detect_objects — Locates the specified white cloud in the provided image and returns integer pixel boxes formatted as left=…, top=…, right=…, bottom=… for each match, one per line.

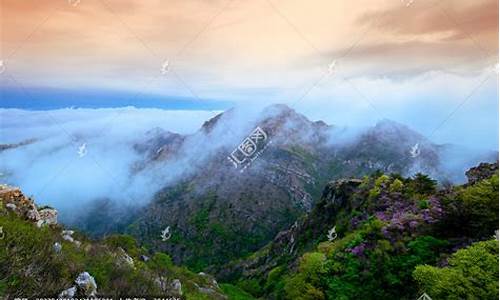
left=0, top=108, right=220, bottom=215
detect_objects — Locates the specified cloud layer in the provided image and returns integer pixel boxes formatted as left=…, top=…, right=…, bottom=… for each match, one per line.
left=0, top=108, right=220, bottom=216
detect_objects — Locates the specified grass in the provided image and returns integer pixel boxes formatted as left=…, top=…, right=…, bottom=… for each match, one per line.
left=220, top=283, right=256, bottom=300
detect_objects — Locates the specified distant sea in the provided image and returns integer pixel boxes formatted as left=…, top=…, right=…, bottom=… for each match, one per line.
left=0, top=87, right=232, bottom=110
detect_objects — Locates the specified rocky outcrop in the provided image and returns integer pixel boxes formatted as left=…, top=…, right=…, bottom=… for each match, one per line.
left=170, top=279, right=182, bottom=296
left=0, top=184, right=58, bottom=226
left=116, top=247, right=134, bottom=268
left=61, top=230, right=81, bottom=247
left=59, top=272, right=98, bottom=298
left=0, top=185, right=38, bottom=219
left=75, top=272, right=98, bottom=297
left=465, top=161, right=499, bottom=185
left=59, top=286, right=77, bottom=298
left=37, top=208, right=58, bottom=227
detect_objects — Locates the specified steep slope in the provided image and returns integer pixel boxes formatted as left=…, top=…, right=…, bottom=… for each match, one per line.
left=0, top=184, right=244, bottom=299
left=218, top=162, right=498, bottom=299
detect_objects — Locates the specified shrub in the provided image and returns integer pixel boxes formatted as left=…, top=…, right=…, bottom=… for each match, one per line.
left=413, top=239, right=499, bottom=299
left=389, top=179, right=404, bottom=193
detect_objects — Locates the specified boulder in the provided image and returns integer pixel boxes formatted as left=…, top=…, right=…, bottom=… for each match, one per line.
left=59, top=286, right=77, bottom=298
left=59, top=272, right=98, bottom=298
left=117, top=247, right=134, bottom=268
left=53, top=242, right=62, bottom=254
left=37, top=208, right=58, bottom=227
left=26, top=208, right=40, bottom=221
left=75, top=272, right=97, bottom=297
left=171, top=279, right=182, bottom=296
left=0, top=185, right=40, bottom=221
left=61, top=230, right=81, bottom=247
left=5, top=203, right=16, bottom=211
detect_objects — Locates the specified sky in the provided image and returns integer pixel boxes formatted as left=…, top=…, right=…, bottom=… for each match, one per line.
left=0, top=0, right=499, bottom=149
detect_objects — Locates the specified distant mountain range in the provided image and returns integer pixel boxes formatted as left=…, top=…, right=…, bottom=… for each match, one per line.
left=77, top=104, right=494, bottom=270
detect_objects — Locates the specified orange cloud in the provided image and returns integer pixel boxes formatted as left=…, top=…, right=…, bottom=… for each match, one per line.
left=0, top=0, right=497, bottom=93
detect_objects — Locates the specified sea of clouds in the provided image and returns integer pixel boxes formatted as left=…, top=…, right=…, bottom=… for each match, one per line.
left=0, top=104, right=496, bottom=224
left=0, top=108, right=221, bottom=216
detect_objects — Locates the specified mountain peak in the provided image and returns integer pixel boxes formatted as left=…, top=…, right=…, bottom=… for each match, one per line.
left=371, top=119, right=426, bottom=144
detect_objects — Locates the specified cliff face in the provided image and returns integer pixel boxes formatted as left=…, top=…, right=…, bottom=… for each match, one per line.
left=0, top=184, right=58, bottom=227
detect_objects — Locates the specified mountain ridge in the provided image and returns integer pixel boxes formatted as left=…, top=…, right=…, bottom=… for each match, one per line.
left=116, top=104, right=496, bottom=272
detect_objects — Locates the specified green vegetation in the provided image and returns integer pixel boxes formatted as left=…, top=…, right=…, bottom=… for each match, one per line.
left=456, top=174, right=498, bottom=238
left=414, top=239, right=499, bottom=299
left=2, top=164, right=498, bottom=299
left=229, top=166, right=498, bottom=300
left=438, top=174, right=499, bottom=240
left=220, top=283, right=256, bottom=300
left=0, top=207, right=227, bottom=298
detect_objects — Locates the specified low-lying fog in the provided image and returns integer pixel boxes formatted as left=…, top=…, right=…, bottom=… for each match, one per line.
left=0, top=108, right=220, bottom=217
left=0, top=106, right=496, bottom=224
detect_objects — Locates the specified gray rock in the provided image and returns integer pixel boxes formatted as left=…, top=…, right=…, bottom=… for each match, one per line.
left=26, top=209, right=40, bottom=221
left=37, top=208, right=58, bottom=227
left=53, top=242, right=62, bottom=254
left=155, top=276, right=168, bottom=291
left=117, top=247, right=134, bottom=268
left=59, top=286, right=77, bottom=298
left=62, top=234, right=74, bottom=242
left=5, top=203, right=16, bottom=210
left=212, top=278, right=219, bottom=288
left=61, top=230, right=81, bottom=247
left=171, top=279, right=182, bottom=296
left=465, top=162, right=499, bottom=185
left=75, top=272, right=97, bottom=297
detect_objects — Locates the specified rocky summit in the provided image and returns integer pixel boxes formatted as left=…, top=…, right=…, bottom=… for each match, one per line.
left=0, top=184, right=58, bottom=227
